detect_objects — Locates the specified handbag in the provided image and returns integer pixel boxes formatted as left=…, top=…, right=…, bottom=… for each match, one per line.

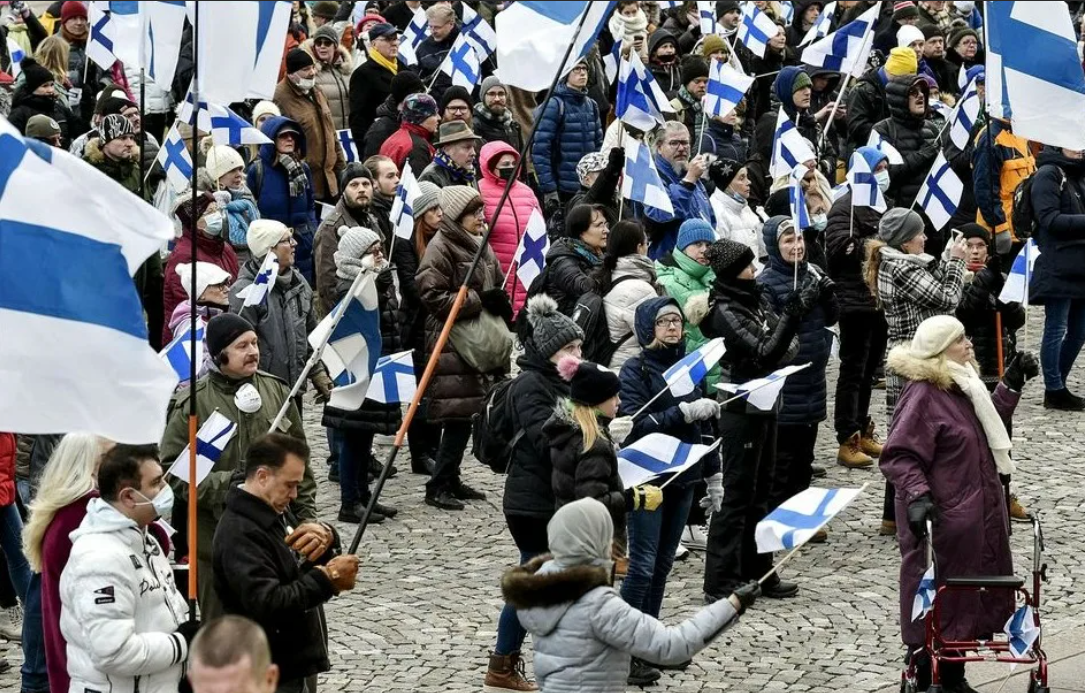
left=449, top=309, right=513, bottom=373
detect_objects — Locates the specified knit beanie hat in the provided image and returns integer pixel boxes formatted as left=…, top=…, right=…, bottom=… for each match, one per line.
left=413, top=181, right=442, bottom=220
left=336, top=226, right=382, bottom=265
left=176, top=261, right=232, bottom=302
left=391, top=71, right=425, bottom=104
left=96, top=96, right=137, bottom=119
left=25, top=114, right=62, bottom=140
left=885, top=47, right=919, bottom=77
left=479, top=75, right=505, bottom=99
left=339, top=161, right=372, bottom=191
left=709, top=158, right=742, bottom=191
left=286, top=48, right=315, bottom=74
left=98, top=113, right=135, bottom=145
left=717, top=0, right=741, bottom=16
left=175, top=190, right=216, bottom=230
left=681, top=56, right=710, bottom=86
left=948, top=26, right=980, bottom=49
left=206, top=313, right=255, bottom=362
left=677, top=219, right=716, bottom=251
left=401, top=93, right=439, bottom=125
left=878, top=208, right=925, bottom=248
left=576, top=152, right=608, bottom=187
left=247, top=219, right=289, bottom=259
left=705, top=239, right=755, bottom=280
left=557, top=356, right=621, bottom=407
left=790, top=70, right=813, bottom=94
left=525, top=295, right=585, bottom=360
left=205, top=146, right=245, bottom=183
left=440, top=185, right=481, bottom=222
left=61, top=1, right=87, bottom=23
left=19, top=58, right=54, bottom=94
left=897, top=24, right=925, bottom=48
left=958, top=223, right=990, bottom=243
left=701, top=34, right=727, bottom=59
left=855, top=145, right=888, bottom=172
left=909, top=315, right=965, bottom=359
left=252, top=100, right=281, bottom=123
left=891, top=1, right=920, bottom=21
left=313, top=24, right=340, bottom=45
left=921, top=23, right=944, bottom=40
left=311, top=1, right=340, bottom=20
left=440, top=86, right=473, bottom=112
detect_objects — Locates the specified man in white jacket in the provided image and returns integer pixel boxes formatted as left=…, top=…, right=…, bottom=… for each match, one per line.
left=59, top=444, right=198, bottom=693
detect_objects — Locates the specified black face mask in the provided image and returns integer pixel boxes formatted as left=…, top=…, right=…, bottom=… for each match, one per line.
left=656, top=53, right=676, bottom=65
left=497, top=167, right=516, bottom=181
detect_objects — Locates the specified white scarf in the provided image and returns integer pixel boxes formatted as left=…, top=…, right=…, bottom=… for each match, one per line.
left=946, top=361, right=1015, bottom=474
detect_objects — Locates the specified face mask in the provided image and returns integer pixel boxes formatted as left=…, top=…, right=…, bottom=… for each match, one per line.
left=293, top=77, right=315, bottom=91
left=656, top=53, right=676, bottom=65
left=133, top=483, right=175, bottom=520
left=202, top=212, right=224, bottom=237
left=235, top=383, right=263, bottom=414
left=875, top=170, right=891, bottom=192
left=811, top=214, right=828, bottom=231
left=497, top=167, right=516, bottom=181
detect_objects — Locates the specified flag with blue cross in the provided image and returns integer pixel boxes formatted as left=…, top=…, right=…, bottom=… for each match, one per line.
left=916, top=151, right=963, bottom=231
left=440, top=34, right=482, bottom=90
left=1004, top=604, right=1041, bottom=660
left=365, top=351, right=416, bottom=404
left=154, top=123, right=194, bottom=193
left=399, top=6, right=429, bottom=65
left=847, top=150, right=887, bottom=212
left=165, top=411, right=237, bottom=485
left=755, top=486, right=865, bottom=553
left=737, top=2, right=781, bottom=59
left=621, top=138, right=674, bottom=216
left=911, top=563, right=936, bottom=622
left=617, top=434, right=722, bottom=489
left=515, top=208, right=549, bottom=290
left=705, top=59, right=755, bottom=120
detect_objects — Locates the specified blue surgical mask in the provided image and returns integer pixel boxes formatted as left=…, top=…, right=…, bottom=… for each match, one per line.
left=811, top=214, right=828, bottom=231
left=203, top=212, right=225, bottom=237
left=134, top=484, right=174, bottom=520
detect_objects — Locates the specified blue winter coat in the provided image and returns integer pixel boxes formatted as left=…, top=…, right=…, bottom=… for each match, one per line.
left=617, top=297, right=721, bottom=485
left=643, top=154, right=715, bottom=261
left=1029, top=148, right=1085, bottom=303
left=247, top=115, right=319, bottom=284
left=532, top=83, right=603, bottom=195
left=756, top=217, right=840, bottom=425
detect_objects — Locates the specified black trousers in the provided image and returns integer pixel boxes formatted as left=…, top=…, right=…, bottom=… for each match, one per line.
left=834, top=311, right=888, bottom=443
left=704, top=411, right=779, bottom=597
left=775, top=423, right=819, bottom=504
left=427, top=421, right=472, bottom=493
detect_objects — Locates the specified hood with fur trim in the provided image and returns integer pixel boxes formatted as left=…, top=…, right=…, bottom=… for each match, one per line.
left=301, top=38, right=354, bottom=75
left=502, top=555, right=611, bottom=636
left=886, top=345, right=955, bottom=390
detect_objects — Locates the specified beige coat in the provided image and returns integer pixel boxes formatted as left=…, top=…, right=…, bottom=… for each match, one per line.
left=274, top=78, right=346, bottom=200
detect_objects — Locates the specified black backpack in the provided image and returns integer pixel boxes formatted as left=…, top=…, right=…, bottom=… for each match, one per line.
left=471, top=378, right=523, bottom=474
left=571, top=276, right=637, bottom=366
left=1011, top=168, right=1064, bottom=241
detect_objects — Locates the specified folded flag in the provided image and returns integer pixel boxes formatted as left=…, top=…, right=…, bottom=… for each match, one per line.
left=799, top=0, right=836, bottom=46
left=154, top=123, right=194, bottom=193
left=239, top=252, right=279, bottom=308
left=309, top=272, right=383, bottom=411
left=399, top=6, right=429, bottom=66
left=867, top=130, right=904, bottom=165
left=617, top=434, right=722, bottom=489
left=789, top=164, right=812, bottom=232
left=165, top=411, right=237, bottom=486
left=616, top=50, right=674, bottom=131
left=801, top=2, right=878, bottom=77
left=738, top=2, right=781, bottom=59
left=911, top=563, right=937, bottom=622
left=622, top=137, right=675, bottom=216
left=755, top=486, right=864, bottom=553
left=949, top=76, right=982, bottom=150
left=847, top=150, right=887, bottom=212
left=515, top=208, right=550, bottom=290
left=999, top=238, right=1041, bottom=306
left=496, top=1, right=615, bottom=91
left=772, top=108, right=817, bottom=179
left=159, top=318, right=204, bottom=381
left=365, top=350, right=416, bottom=404
left=1004, top=604, right=1041, bottom=660
left=718, top=363, right=812, bottom=411
left=391, top=161, right=423, bottom=240
left=338, top=129, right=359, bottom=163
left=705, top=59, right=755, bottom=119
left=916, top=152, right=964, bottom=231
left=664, top=338, right=726, bottom=398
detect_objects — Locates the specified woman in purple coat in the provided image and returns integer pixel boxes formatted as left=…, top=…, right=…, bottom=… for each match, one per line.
left=881, top=315, right=1040, bottom=692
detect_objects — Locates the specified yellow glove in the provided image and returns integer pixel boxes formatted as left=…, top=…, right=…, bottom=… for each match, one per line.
left=631, top=485, right=663, bottom=511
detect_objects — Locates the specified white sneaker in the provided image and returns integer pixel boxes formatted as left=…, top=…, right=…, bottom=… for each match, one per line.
left=681, top=525, right=709, bottom=552
left=0, top=604, right=22, bottom=642
left=674, top=543, right=690, bottom=562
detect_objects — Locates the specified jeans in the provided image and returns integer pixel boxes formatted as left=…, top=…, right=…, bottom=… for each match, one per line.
left=0, top=504, right=30, bottom=603
left=427, top=422, right=472, bottom=493
left=338, top=430, right=375, bottom=509
left=494, top=514, right=551, bottom=656
left=775, top=424, right=819, bottom=503
left=1040, top=298, right=1085, bottom=390
left=621, top=484, right=696, bottom=619
left=834, top=312, right=888, bottom=442
left=20, top=573, right=48, bottom=693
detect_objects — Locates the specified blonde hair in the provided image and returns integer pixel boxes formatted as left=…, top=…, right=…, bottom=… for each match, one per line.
left=23, top=433, right=109, bottom=573
left=34, top=35, right=70, bottom=82
left=864, top=238, right=888, bottom=306
left=568, top=401, right=605, bottom=453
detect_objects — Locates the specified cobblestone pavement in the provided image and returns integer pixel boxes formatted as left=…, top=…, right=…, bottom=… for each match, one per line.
left=1, top=318, right=1081, bottom=692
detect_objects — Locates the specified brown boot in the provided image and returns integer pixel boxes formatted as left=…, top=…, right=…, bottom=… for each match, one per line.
left=1009, top=494, right=1033, bottom=523
left=809, top=528, right=828, bottom=543
left=484, top=652, right=538, bottom=692
left=860, top=421, right=884, bottom=458
left=837, top=433, right=874, bottom=469
left=880, top=520, right=897, bottom=536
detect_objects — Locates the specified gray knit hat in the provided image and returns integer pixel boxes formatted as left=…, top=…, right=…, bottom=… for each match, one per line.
left=525, top=294, right=584, bottom=359
left=413, top=181, right=443, bottom=220
left=480, top=75, right=505, bottom=98
left=879, top=208, right=925, bottom=248
left=335, top=225, right=382, bottom=263
left=440, top=185, right=481, bottom=222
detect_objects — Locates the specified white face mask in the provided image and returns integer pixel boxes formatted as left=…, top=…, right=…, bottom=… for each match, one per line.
left=875, top=170, right=891, bottom=192
left=235, top=383, right=263, bottom=414
left=293, top=76, right=315, bottom=91
left=811, top=214, right=828, bottom=231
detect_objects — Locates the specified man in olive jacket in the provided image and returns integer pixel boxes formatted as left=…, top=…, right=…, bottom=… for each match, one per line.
left=160, top=314, right=317, bottom=620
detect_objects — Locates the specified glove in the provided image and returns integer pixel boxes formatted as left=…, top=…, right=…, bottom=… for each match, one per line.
left=700, top=472, right=724, bottom=513
left=907, top=493, right=937, bottom=540
left=1003, top=352, right=1040, bottom=391
left=606, top=145, right=625, bottom=172
left=312, top=370, right=334, bottom=404
left=544, top=193, right=562, bottom=218
left=480, top=288, right=514, bottom=325
left=319, top=554, right=360, bottom=594
left=626, top=485, right=664, bottom=511
left=783, top=290, right=809, bottom=317
left=679, top=398, right=720, bottom=423
left=729, top=580, right=761, bottom=613
left=176, top=619, right=202, bottom=647
left=375, top=266, right=395, bottom=291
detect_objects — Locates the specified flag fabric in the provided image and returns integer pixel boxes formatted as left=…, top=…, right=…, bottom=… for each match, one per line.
left=779, top=0, right=795, bottom=24
left=196, top=1, right=293, bottom=103
left=240, top=253, right=279, bottom=308
left=705, top=59, right=755, bottom=119
left=0, top=119, right=178, bottom=443
left=177, top=83, right=210, bottom=131
left=621, top=138, right=675, bottom=216
left=867, top=130, right=904, bottom=165
left=141, top=1, right=187, bottom=90
left=496, top=1, right=616, bottom=91
left=440, top=34, right=482, bottom=89
left=789, top=164, right=812, bottom=232
left=6, top=37, right=25, bottom=79
left=603, top=38, right=623, bottom=84
left=617, top=434, right=722, bottom=489
left=949, top=76, right=982, bottom=149
left=310, top=273, right=383, bottom=411
left=209, top=103, right=272, bottom=146
left=999, top=238, right=1041, bottom=306
left=799, top=0, right=836, bottom=46
left=399, top=6, right=429, bottom=66
left=772, top=108, right=817, bottom=178
left=461, top=2, right=497, bottom=60
left=986, top=2, right=1085, bottom=150
left=663, top=338, right=727, bottom=398
left=916, top=152, right=964, bottom=231
left=338, top=129, right=359, bottom=163
left=515, top=208, right=550, bottom=289
left=87, top=1, right=120, bottom=69
left=390, top=162, right=423, bottom=240
left=697, top=0, right=717, bottom=36
left=165, top=411, right=237, bottom=486
left=911, top=563, right=937, bottom=622
left=616, top=50, right=674, bottom=131
left=1004, top=604, right=1041, bottom=659
left=738, top=3, right=781, bottom=59
left=801, top=3, right=878, bottom=77
left=755, top=486, right=864, bottom=552
left=847, top=150, right=887, bottom=212
left=958, top=63, right=970, bottom=93
left=154, top=123, right=194, bottom=193
left=721, top=363, right=811, bottom=411
left=365, top=350, right=416, bottom=404
left=159, top=317, right=204, bottom=381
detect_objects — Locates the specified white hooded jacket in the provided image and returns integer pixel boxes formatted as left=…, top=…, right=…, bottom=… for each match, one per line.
left=710, top=188, right=767, bottom=272
left=59, top=498, right=189, bottom=693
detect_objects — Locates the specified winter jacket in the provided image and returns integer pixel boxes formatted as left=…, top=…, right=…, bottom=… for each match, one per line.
left=162, top=229, right=240, bottom=346
left=59, top=500, right=189, bottom=693
left=824, top=191, right=883, bottom=315
left=1029, top=148, right=1085, bottom=303
left=314, top=199, right=382, bottom=313
left=711, top=188, right=767, bottom=267
left=479, top=141, right=539, bottom=316
left=544, top=406, right=627, bottom=534
left=876, top=248, right=965, bottom=346
left=669, top=86, right=707, bottom=151
left=0, top=433, right=13, bottom=507
left=416, top=28, right=460, bottom=103
left=956, top=264, right=1025, bottom=387
left=873, top=76, right=940, bottom=208
left=972, top=120, right=1036, bottom=243
left=846, top=67, right=890, bottom=152
left=274, top=78, right=346, bottom=200
left=532, top=238, right=601, bottom=316
left=82, top=136, right=143, bottom=196
left=213, top=485, right=338, bottom=684
left=473, top=102, right=525, bottom=152
left=881, top=352, right=1017, bottom=647
left=656, top=249, right=717, bottom=386
left=603, top=256, right=662, bottom=370
left=380, top=120, right=436, bottom=176
left=7, top=87, right=77, bottom=147
left=124, top=65, right=173, bottom=115
left=363, top=95, right=401, bottom=159
left=303, top=39, right=353, bottom=131
left=703, top=117, right=747, bottom=162
left=507, top=556, right=739, bottom=693
left=532, top=82, right=604, bottom=195
left=349, top=53, right=398, bottom=147
left=419, top=156, right=477, bottom=189
left=757, top=218, right=840, bottom=425
left=416, top=217, right=506, bottom=421
left=644, top=154, right=716, bottom=260
left=647, top=31, right=682, bottom=98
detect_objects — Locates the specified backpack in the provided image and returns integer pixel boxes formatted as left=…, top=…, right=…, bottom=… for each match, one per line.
left=471, top=378, right=523, bottom=474
left=1012, top=166, right=1074, bottom=241
left=571, top=276, right=637, bottom=366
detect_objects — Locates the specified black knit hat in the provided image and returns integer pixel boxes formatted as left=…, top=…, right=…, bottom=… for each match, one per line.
left=440, top=85, right=473, bottom=112
left=958, top=223, right=990, bottom=243
left=206, top=313, right=256, bottom=361
left=391, top=71, right=425, bottom=104
left=706, top=239, right=756, bottom=280
left=19, top=58, right=53, bottom=94
left=285, top=48, right=315, bottom=74
left=176, top=190, right=216, bottom=230
left=339, top=161, right=372, bottom=191
left=98, top=113, right=135, bottom=146
left=557, top=356, right=621, bottom=407
left=97, top=96, right=137, bottom=118
left=681, top=56, right=710, bottom=86
left=709, top=158, right=742, bottom=190
left=716, top=0, right=741, bottom=16
left=921, top=23, right=944, bottom=40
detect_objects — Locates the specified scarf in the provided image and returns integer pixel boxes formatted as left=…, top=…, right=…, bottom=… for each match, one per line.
left=946, top=361, right=1015, bottom=474
left=433, top=150, right=476, bottom=184
left=335, top=252, right=389, bottom=281
left=367, top=47, right=398, bottom=75
left=607, top=9, right=648, bottom=43
left=278, top=154, right=308, bottom=198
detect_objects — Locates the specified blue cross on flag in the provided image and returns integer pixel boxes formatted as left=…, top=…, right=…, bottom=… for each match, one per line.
left=310, top=272, right=383, bottom=411
left=789, top=164, right=812, bottom=232
left=697, top=1, right=718, bottom=36
left=441, top=34, right=482, bottom=90
left=603, top=38, right=623, bottom=84
left=755, top=486, right=864, bottom=552
left=916, top=152, right=963, bottom=231
left=391, top=161, right=423, bottom=240
left=338, top=129, right=360, bottom=163
left=178, top=83, right=211, bottom=131
left=617, top=433, right=722, bottom=489
left=1004, top=604, right=1041, bottom=660
left=772, top=108, right=817, bottom=178
left=515, top=208, right=550, bottom=290
left=718, top=363, right=811, bottom=411
left=165, top=411, right=237, bottom=486
left=621, top=138, right=674, bottom=216
left=616, top=50, right=674, bottom=131
left=664, top=338, right=726, bottom=398
left=241, top=253, right=280, bottom=308
left=911, top=563, right=936, bottom=622
left=999, top=238, right=1041, bottom=306
left=209, top=104, right=272, bottom=146
left=399, top=6, right=429, bottom=65
left=365, top=351, right=416, bottom=404
left=87, top=1, right=120, bottom=69
left=949, top=76, right=982, bottom=149
left=159, top=318, right=204, bottom=381
left=6, top=37, right=25, bottom=79
left=154, top=124, right=193, bottom=193
left=461, top=2, right=497, bottom=60
left=738, top=3, right=781, bottom=59
left=847, top=150, right=887, bottom=212
left=799, top=0, right=836, bottom=46
left=801, top=3, right=878, bottom=77
left=705, top=59, right=755, bottom=119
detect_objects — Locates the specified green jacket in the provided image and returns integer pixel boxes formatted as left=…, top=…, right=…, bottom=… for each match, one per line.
left=656, top=248, right=720, bottom=389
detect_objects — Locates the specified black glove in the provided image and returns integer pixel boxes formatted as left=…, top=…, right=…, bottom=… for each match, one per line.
left=176, top=619, right=202, bottom=647
left=375, top=266, right=395, bottom=291
left=731, top=580, right=761, bottom=613
left=606, top=145, right=625, bottom=172
left=480, top=288, right=514, bottom=325
left=907, top=493, right=937, bottom=540
left=1003, top=352, right=1040, bottom=391
left=544, top=193, right=562, bottom=219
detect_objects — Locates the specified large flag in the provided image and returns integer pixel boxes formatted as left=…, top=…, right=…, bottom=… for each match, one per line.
left=720, top=363, right=811, bottom=411
left=159, top=317, right=204, bottom=381
left=1004, top=604, right=1041, bottom=660
left=617, top=434, right=722, bottom=489
left=239, top=253, right=279, bottom=308
left=622, top=138, right=674, bottom=216
left=154, top=123, right=194, bottom=193
left=310, top=273, right=383, bottom=411
left=916, top=152, right=964, bottom=231
left=705, top=59, right=755, bottom=119
left=772, top=108, right=817, bottom=179
left=399, top=6, right=429, bottom=66
left=496, top=2, right=616, bottom=91
left=999, top=238, right=1041, bottom=306
left=867, top=130, right=904, bottom=165
left=165, top=411, right=237, bottom=485
left=196, top=1, right=293, bottom=103
left=911, top=563, right=936, bottom=622
left=515, top=208, right=550, bottom=290
left=663, top=338, right=727, bottom=398
left=365, top=351, right=416, bottom=404
left=616, top=50, right=674, bottom=131
left=755, top=486, right=864, bottom=552
left=390, top=162, right=423, bottom=240
left=949, top=75, right=982, bottom=149
left=738, top=2, right=781, bottom=59
left=986, top=2, right=1085, bottom=150
left=461, top=2, right=497, bottom=60
left=801, top=3, right=878, bottom=77
left=440, top=34, right=482, bottom=90
left=0, top=119, right=178, bottom=443
left=799, top=0, right=836, bottom=46
left=141, top=1, right=187, bottom=90
left=847, top=150, right=887, bottom=212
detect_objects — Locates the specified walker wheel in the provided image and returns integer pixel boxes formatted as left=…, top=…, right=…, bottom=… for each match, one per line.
left=1027, top=680, right=1049, bottom=693
left=899, top=682, right=918, bottom=693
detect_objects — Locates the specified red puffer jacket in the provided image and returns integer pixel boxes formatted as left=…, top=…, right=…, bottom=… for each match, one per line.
left=0, top=433, right=16, bottom=506
left=478, top=140, right=541, bottom=317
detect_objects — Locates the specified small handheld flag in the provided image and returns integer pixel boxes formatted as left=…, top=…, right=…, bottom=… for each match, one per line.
left=949, top=76, right=982, bottom=150
left=705, top=60, right=755, bottom=120
left=868, top=130, right=904, bottom=165
left=772, top=108, right=817, bottom=179
left=617, top=434, right=722, bottom=489
left=240, top=253, right=280, bottom=308
left=755, top=486, right=864, bottom=553
left=800, top=3, right=878, bottom=77
left=166, top=411, right=237, bottom=485
left=155, top=123, right=195, bottom=193
left=789, top=164, right=812, bottom=232
left=390, top=162, right=423, bottom=240
left=616, top=50, right=674, bottom=131
left=718, top=363, right=812, bottom=411
left=1004, top=604, right=1041, bottom=660
left=663, top=338, right=727, bottom=398
left=799, top=0, right=836, bottom=46
left=159, top=319, right=205, bottom=381
left=460, top=3, right=497, bottom=60
left=515, top=208, right=550, bottom=290
left=440, top=34, right=482, bottom=89
left=738, top=3, right=781, bottom=59
left=911, top=563, right=936, bottom=622
left=916, top=152, right=963, bottom=231
left=622, top=138, right=675, bottom=216
left=338, top=129, right=360, bottom=163
left=847, top=150, right=887, bottom=212
left=310, top=273, right=383, bottom=411
left=999, top=239, right=1041, bottom=306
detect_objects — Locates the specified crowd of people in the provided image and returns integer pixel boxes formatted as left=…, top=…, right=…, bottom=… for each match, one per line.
left=2, top=0, right=1085, bottom=692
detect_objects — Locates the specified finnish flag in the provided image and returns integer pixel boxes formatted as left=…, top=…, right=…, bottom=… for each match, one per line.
left=1004, top=604, right=1041, bottom=660
left=867, top=130, right=904, bottom=165
left=399, top=6, right=429, bottom=66
left=911, top=563, right=936, bottom=622
left=755, top=486, right=864, bottom=553
left=153, top=123, right=194, bottom=193
left=165, top=411, right=237, bottom=486
left=87, top=1, right=120, bottom=70
left=799, top=0, right=836, bottom=46
left=916, top=152, right=964, bottom=231
left=779, top=0, right=795, bottom=24
left=159, top=318, right=204, bottom=381
left=949, top=76, right=982, bottom=150
left=495, top=1, right=614, bottom=91
left=616, top=51, right=674, bottom=132
left=738, top=3, right=781, bottom=59
left=440, top=33, right=482, bottom=90
left=800, top=3, right=878, bottom=77
left=141, top=0, right=187, bottom=90
left=240, top=253, right=280, bottom=308
left=310, top=273, right=383, bottom=411
left=6, top=37, right=25, bottom=79
left=705, top=59, right=755, bottom=120
left=697, top=0, right=718, bottom=36
left=515, top=208, right=550, bottom=290
left=391, top=161, right=423, bottom=240
left=621, top=138, right=675, bottom=216
left=338, top=129, right=360, bottom=163
left=617, top=434, right=722, bottom=489
left=461, top=3, right=497, bottom=60
left=772, top=108, right=816, bottom=179
left=209, top=104, right=272, bottom=147
left=789, top=164, right=812, bottom=232
left=196, top=1, right=293, bottom=103
left=719, top=363, right=811, bottom=411
left=365, top=350, right=416, bottom=404
left=999, top=239, right=1041, bottom=306
left=664, top=338, right=727, bottom=398
left=178, top=83, right=211, bottom=131
left=847, top=150, right=887, bottom=212
left=603, top=38, right=623, bottom=85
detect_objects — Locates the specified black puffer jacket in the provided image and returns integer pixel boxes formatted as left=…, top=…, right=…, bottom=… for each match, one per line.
left=1029, top=148, right=1085, bottom=303
left=363, top=95, right=400, bottom=159
left=956, top=263, right=1026, bottom=387
left=535, top=238, right=604, bottom=316
left=824, top=191, right=884, bottom=314
left=846, top=67, right=889, bottom=152
left=873, top=76, right=940, bottom=207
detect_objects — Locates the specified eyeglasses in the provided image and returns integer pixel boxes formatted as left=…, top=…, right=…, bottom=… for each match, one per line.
left=275, top=235, right=297, bottom=247
left=957, top=38, right=978, bottom=47
left=314, top=39, right=335, bottom=47
left=446, top=105, right=470, bottom=113
left=570, top=65, right=589, bottom=74
left=665, top=139, right=691, bottom=148
left=655, top=316, right=683, bottom=328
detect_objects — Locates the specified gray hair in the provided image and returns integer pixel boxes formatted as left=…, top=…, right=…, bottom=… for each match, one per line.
left=426, top=5, right=455, bottom=25
left=655, top=121, right=690, bottom=150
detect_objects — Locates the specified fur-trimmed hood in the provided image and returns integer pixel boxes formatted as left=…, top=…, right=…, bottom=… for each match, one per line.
left=502, top=555, right=611, bottom=636
left=300, top=38, right=354, bottom=75
left=886, top=346, right=955, bottom=390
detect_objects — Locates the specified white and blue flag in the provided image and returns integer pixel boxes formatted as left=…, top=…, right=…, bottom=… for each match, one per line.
left=772, top=108, right=817, bottom=178
left=154, top=123, right=194, bottom=193
left=622, top=138, right=675, bottom=216
left=178, top=83, right=210, bottom=131
left=779, top=1, right=795, bottom=25
left=697, top=0, right=718, bottom=36
left=87, top=1, right=121, bottom=69
left=801, top=2, right=878, bottom=77
left=365, top=351, right=416, bottom=405
left=916, top=152, right=963, bottom=231
left=440, top=33, right=482, bottom=90
left=461, top=2, right=497, bottom=60
left=738, top=3, right=781, bottom=59
left=1004, top=604, right=1041, bottom=660
left=391, top=161, right=423, bottom=240
left=800, top=0, right=836, bottom=46
left=789, top=164, right=812, bottom=232
left=209, top=103, right=272, bottom=146
left=159, top=318, right=204, bottom=381
left=6, top=38, right=25, bottom=79
left=911, top=563, right=937, bottom=622
left=310, top=272, right=383, bottom=411
left=847, top=150, right=887, bottom=212
left=338, top=129, right=359, bottom=163
left=0, top=119, right=178, bottom=443
left=141, top=1, right=187, bottom=90
left=949, top=76, right=982, bottom=149
left=705, top=59, right=755, bottom=119
left=867, top=129, right=904, bottom=165
left=616, top=50, right=674, bottom=131
left=240, top=252, right=279, bottom=308
left=165, top=411, right=237, bottom=486
left=719, top=363, right=811, bottom=411
left=196, top=1, right=293, bottom=103
left=755, top=486, right=864, bottom=552
left=664, top=338, right=726, bottom=398
left=399, top=6, right=429, bottom=66
left=603, top=38, right=623, bottom=84
left=515, top=208, right=550, bottom=290
left=999, top=238, right=1041, bottom=306
left=496, top=1, right=616, bottom=91
left=617, top=434, right=722, bottom=489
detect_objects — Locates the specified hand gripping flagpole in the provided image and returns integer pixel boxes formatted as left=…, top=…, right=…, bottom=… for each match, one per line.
left=185, top=1, right=201, bottom=623
left=816, top=70, right=852, bottom=153
left=349, top=8, right=599, bottom=555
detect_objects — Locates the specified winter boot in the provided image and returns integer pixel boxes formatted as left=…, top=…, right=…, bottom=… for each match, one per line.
left=483, top=652, right=538, bottom=692
left=627, top=658, right=661, bottom=686
left=1043, top=388, right=1085, bottom=411
left=837, top=433, right=874, bottom=468
left=860, top=421, right=884, bottom=458
left=1009, top=494, right=1033, bottom=523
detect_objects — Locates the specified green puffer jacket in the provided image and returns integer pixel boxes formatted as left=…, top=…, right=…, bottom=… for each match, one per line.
left=655, top=248, right=719, bottom=390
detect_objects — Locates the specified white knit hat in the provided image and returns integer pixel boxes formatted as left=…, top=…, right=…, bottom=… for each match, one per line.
left=897, top=24, right=925, bottom=49
left=175, top=261, right=231, bottom=302
left=205, top=145, right=245, bottom=183
left=251, top=100, right=281, bottom=123
left=247, top=219, right=289, bottom=259
left=910, top=315, right=966, bottom=359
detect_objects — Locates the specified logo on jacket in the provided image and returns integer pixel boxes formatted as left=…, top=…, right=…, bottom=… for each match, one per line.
left=93, top=586, right=115, bottom=605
